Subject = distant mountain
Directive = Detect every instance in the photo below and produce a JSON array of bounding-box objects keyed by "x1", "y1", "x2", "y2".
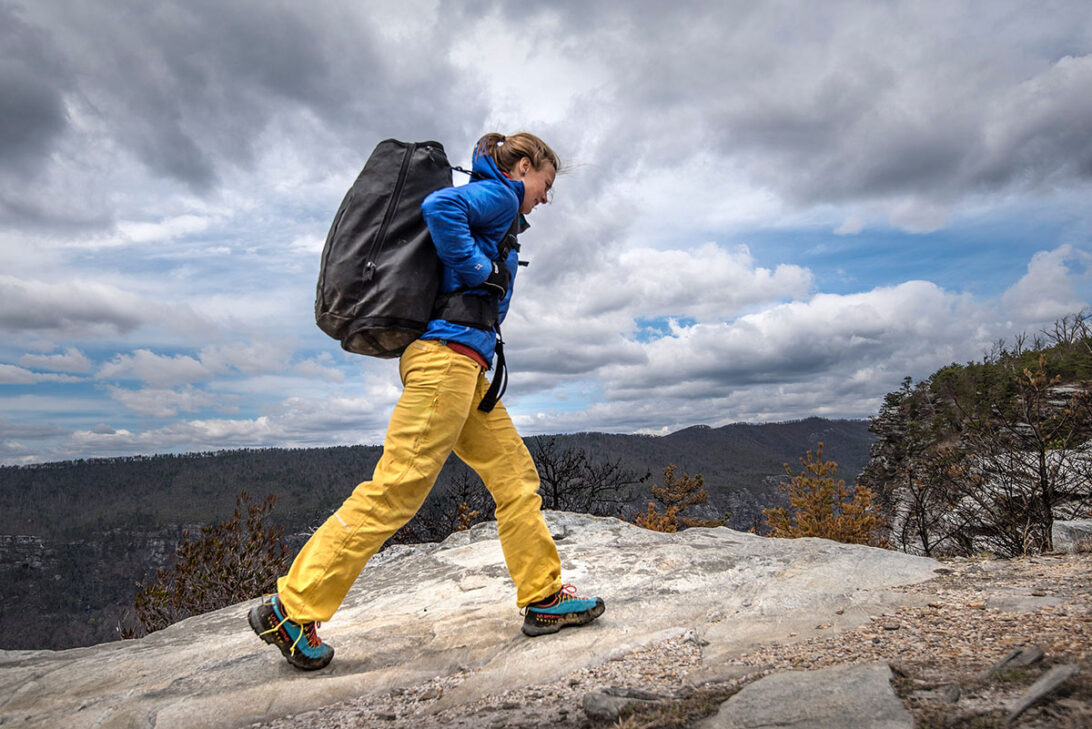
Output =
[
  {"x1": 535, "y1": 418, "x2": 873, "y2": 527},
  {"x1": 0, "y1": 417, "x2": 872, "y2": 650}
]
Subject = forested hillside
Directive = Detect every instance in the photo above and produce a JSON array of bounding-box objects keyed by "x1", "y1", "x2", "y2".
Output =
[
  {"x1": 1, "y1": 446, "x2": 384, "y2": 539},
  {"x1": 859, "y1": 318, "x2": 1092, "y2": 557},
  {"x1": 0, "y1": 418, "x2": 872, "y2": 650}
]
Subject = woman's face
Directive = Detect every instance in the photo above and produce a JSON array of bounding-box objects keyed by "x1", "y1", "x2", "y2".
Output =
[{"x1": 514, "y1": 159, "x2": 556, "y2": 214}]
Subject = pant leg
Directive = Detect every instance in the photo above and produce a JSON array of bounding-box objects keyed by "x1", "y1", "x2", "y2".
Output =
[
  {"x1": 277, "y1": 340, "x2": 480, "y2": 623},
  {"x1": 454, "y1": 374, "x2": 562, "y2": 608}
]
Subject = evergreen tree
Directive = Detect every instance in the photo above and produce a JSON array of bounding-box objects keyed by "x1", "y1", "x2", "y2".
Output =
[
  {"x1": 128, "y1": 491, "x2": 289, "y2": 635},
  {"x1": 764, "y1": 443, "x2": 884, "y2": 546},
  {"x1": 635, "y1": 465, "x2": 726, "y2": 533}
]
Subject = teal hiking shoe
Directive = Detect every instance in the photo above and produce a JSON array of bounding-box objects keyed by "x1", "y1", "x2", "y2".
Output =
[
  {"x1": 522, "y1": 584, "x2": 605, "y2": 637},
  {"x1": 248, "y1": 594, "x2": 334, "y2": 671}
]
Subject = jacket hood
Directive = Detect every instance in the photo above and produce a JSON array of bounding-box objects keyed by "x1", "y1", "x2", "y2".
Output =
[{"x1": 471, "y1": 139, "x2": 525, "y2": 206}]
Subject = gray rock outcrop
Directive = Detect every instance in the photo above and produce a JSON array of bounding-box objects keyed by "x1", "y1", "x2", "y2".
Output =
[
  {"x1": 1007, "y1": 664, "x2": 1081, "y2": 723},
  {"x1": 1, "y1": 512, "x2": 940, "y2": 729},
  {"x1": 1052, "y1": 519, "x2": 1092, "y2": 553},
  {"x1": 696, "y1": 663, "x2": 914, "y2": 729},
  {"x1": 582, "y1": 686, "x2": 672, "y2": 721}
]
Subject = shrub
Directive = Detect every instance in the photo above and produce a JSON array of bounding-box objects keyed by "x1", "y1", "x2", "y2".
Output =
[
  {"x1": 635, "y1": 465, "x2": 726, "y2": 533},
  {"x1": 129, "y1": 491, "x2": 290, "y2": 635},
  {"x1": 764, "y1": 443, "x2": 884, "y2": 546}
]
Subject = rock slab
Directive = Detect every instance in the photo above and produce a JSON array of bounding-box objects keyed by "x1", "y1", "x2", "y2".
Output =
[
  {"x1": 0, "y1": 512, "x2": 939, "y2": 729},
  {"x1": 1053, "y1": 520, "x2": 1092, "y2": 553},
  {"x1": 1007, "y1": 664, "x2": 1080, "y2": 723},
  {"x1": 697, "y1": 663, "x2": 914, "y2": 729},
  {"x1": 582, "y1": 686, "x2": 671, "y2": 721}
]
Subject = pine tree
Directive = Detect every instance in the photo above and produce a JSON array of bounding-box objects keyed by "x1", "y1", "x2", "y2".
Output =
[
  {"x1": 129, "y1": 491, "x2": 290, "y2": 635},
  {"x1": 455, "y1": 501, "x2": 480, "y2": 531},
  {"x1": 635, "y1": 465, "x2": 726, "y2": 533},
  {"x1": 764, "y1": 443, "x2": 884, "y2": 546}
]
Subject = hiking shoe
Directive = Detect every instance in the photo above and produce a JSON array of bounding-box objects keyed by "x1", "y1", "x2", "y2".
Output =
[
  {"x1": 248, "y1": 594, "x2": 334, "y2": 670},
  {"x1": 522, "y1": 584, "x2": 605, "y2": 637}
]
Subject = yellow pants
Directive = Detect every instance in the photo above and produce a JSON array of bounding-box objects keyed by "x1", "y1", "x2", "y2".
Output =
[{"x1": 277, "y1": 339, "x2": 562, "y2": 623}]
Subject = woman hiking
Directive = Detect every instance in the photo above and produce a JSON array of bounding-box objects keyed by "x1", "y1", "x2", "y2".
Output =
[{"x1": 249, "y1": 132, "x2": 605, "y2": 670}]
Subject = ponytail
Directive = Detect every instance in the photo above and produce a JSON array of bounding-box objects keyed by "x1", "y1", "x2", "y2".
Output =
[{"x1": 475, "y1": 132, "x2": 561, "y2": 175}]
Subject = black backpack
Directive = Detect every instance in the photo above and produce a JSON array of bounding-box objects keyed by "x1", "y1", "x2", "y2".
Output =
[
  {"x1": 315, "y1": 139, "x2": 452, "y2": 358},
  {"x1": 314, "y1": 139, "x2": 518, "y2": 409}
]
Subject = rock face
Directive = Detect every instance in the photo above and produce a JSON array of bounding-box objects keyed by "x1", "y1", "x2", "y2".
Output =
[
  {"x1": 1053, "y1": 519, "x2": 1092, "y2": 553},
  {"x1": 0, "y1": 512, "x2": 940, "y2": 729},
  {"x1": 697, "y1": 663, "x2": 914, "y2": 729}
]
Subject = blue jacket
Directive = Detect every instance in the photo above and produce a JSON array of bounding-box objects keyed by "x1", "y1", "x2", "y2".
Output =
[{"x1": 419, "y1": 143, "x2": 525, "y2": 365}]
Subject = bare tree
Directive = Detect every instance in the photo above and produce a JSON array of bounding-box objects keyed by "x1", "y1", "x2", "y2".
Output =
[
  {"x1": 395, "y1": 461, "x2": 493, "y2": 544},
  {"x1": 942, "y1": 355, "x2": 1092, "y2": 555},
  {"x1": 529, "y1": 436, "x2": 648, "y2": 516},
  {"x1": 868, "y1": 314, "x2": 1092, "y2": 557},
  {"x1": 891, "y1": 447, "x2": 979, "y2": 556}
]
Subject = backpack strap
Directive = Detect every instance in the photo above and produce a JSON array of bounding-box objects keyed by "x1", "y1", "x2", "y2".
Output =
[
  {"x1": 441, "y1": 164, "x2": 520, "y2": 413},
  {"x1": 477, "y1": 324, "x2": 508, "y2": 412},
  {"x1": 430, "y1": 216, "x2": 517, "y2": 413}
]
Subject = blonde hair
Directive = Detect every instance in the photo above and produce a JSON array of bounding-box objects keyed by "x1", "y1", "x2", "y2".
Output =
[{"x1": 475, "y1": 132, "x2": 561, "y2": 174}]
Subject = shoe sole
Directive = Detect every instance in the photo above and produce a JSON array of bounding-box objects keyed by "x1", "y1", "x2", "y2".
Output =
[
  {"x1": 248, "y1": 603, "x2": 334, "y2": 671},
  {"x1": 521, "y1": 598, "x2": 605, "y2": 637}
]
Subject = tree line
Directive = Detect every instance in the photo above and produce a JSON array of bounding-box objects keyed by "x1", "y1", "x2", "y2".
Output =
[{"x1": 858, "y1": 312, "x2": 1092, "y2": 557}]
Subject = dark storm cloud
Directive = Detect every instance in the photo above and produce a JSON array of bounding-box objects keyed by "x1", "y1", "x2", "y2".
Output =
[
  {"x1": 0, "y1": 419, "x2": 68, "y2": 440},
  {"x1": 501, "y1": 1, "x2": 1092, "y2": 207},
  {"x1": 0, "y1": 276, "x2": 145, "y2": 335},
  {"x1": 4, "y1": 0, "x2": 1090, "y2": 224},
  {"x1": 68, "y1": 0, "x2": 348, "y2": 187},
  {"x1": 3, "y1": 0, "x2": 486, "y2": 204},
  {"x1": 0, "y1": 3, "x2": 71, "y2": 171}
]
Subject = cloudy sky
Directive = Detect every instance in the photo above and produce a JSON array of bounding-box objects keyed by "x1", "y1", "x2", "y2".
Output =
[{"x1": 2, "y1": 0, "x2": 1091, "y2": 465}]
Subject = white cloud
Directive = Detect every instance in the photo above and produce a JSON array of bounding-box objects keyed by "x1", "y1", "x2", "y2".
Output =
[
  {"x1": 504, "y1": 241, "x2": 813, "y2": 380},
  {"x1": 292, "y1": 356, "x2": 347, "y2": 383},
  {"x1": 601, "y1": 280, "x2": 981, "y2": 397},
  {"x1": 67, "y1": 389, "x2": 399, "y2": 457},
  {"x1": 834, "y1": 216, "x2": 864, "y2": 235},
  {"x1": 97, "y1": 349, "x2": 214, "y2": 387},
  {"x1": 887, "y1": 199, "x2": 951, "y2": 234},
  {"x1": 288, "y1": 234, "x2": 324, "y2": 256},
  {"x1": 0, "y1": 363, "x2": 83, "y2": 384},
  {"x1": 611, "y1": 243, "x2": 813, "y2": 320},
  {"x1": 0, "y1": 275, "x2": 145, "y2": 336},
  {"x1": 17, "y1": 347, "x2": 93, "y2": 373},
  {"x1": 0, "y1": 418, "x2": 69, "y2": 439},
  {"x1": 0, "y1": 274, "x2": 217, "y2": 339},
  {"x1": 1002, "y1": 245, "x2": 1092, "y2": 323},
  {"x1": 112, "y1": 214, "x2": 211, "y2": 245},
  {"x1": 198, "y1": 341, "x2": 292, "y2": 377},
  {"x1": 93, "y1": 341, "x2": 309, "y2": 389},
  {"x1": 107, "y1": 385, "x2": 225, "y2": 417}
]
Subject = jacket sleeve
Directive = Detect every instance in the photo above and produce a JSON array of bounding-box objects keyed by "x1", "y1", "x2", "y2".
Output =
[{"x1": 421, "y1": 183, "x2": 517, "y2": 289}]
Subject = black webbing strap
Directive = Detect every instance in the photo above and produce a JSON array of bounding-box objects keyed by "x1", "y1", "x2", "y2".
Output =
[
  {"x1": 446, "y1": 165, "x2": 519, "y2": 413},
  {"x1": 476, "y1": 215, "x2": 521, "y2": 412},
  {"x1": 478, "y1": 326, "x2": 508, "y2": 412}
]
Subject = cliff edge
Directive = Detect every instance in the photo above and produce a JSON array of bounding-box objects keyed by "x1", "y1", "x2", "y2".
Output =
[{"x1": 1, "y1": 512, "x2": 941, "y2": 729}]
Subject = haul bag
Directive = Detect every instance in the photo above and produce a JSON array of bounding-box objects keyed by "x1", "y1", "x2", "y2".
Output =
[{"x1": 315, "y1": 139, "x2": 452, "y2": 358}]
